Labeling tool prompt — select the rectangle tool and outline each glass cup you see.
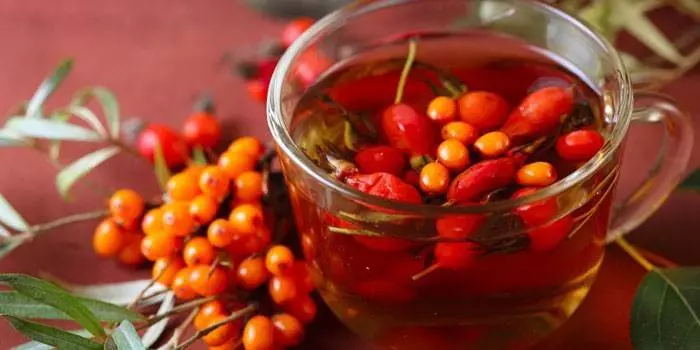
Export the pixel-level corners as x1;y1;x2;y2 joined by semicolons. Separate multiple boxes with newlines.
267;0;695;348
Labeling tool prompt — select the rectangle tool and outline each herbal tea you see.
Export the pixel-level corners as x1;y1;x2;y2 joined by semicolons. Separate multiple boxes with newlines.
286;33;615;349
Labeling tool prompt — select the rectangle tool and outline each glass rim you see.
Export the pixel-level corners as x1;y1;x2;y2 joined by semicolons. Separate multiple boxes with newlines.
267;0;633;215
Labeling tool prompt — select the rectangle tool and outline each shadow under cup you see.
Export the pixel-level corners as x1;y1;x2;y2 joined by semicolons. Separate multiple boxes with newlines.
267;0;635;348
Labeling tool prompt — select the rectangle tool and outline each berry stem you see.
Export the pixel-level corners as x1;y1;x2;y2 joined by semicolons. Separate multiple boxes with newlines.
615;237;655;272
394;39;418;105
173;303;258;350
7;209;109;244
159;307;199;349
411;263;440;281
145;295;218;326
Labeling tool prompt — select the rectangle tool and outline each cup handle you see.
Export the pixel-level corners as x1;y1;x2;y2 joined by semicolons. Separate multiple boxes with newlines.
606;91;695;243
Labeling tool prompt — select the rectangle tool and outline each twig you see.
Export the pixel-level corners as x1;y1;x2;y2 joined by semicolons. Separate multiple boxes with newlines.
110;138;142;158
159;307;199;350
128;261;171;310
145;296;218;326
173;303;258;350
8;209;109;244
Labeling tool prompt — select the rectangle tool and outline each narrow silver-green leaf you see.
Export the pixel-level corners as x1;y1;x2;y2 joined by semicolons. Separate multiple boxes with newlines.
5;117;101;142
53;278;166;307
14;329;91;350
0;291;143;321
0;238;24;260
56;146;120;199
0;274;105;337
0;224;9;237
192;146;208;165
4;316;101;350
110;321;145;350
0;128;32;148
0;194;29;231
66;106;108;138
615;0;683;65
141;292;174;348
153;141;171;191
25;59;73;119
72;87;120;139
47;110;72;161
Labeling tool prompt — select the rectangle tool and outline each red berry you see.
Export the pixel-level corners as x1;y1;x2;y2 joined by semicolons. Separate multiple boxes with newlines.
555;130;604;162
183;112;221;149
436;214;483;239
382;104;437;156
528;215;574;251
511;188;558;227
457;91;509;131
354;145;406;176
282;18;314;48
435;242;479;269
136;124;189;168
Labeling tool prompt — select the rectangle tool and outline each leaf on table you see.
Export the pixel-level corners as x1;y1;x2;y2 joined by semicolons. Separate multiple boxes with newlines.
0;128;32;148
0;194;29;231
679;168;700;193
0;274;105;337
192;146;208;165
108;321;146;350
153;141;171;191
71;87;121;139
4;316;101;350
47;277;167;307
66;106;109;138
25;59;74;119
631;267;700;349
0;291;143;322
14;329;92;350
56;146;120;199
5;117;102;142
141;292;175;348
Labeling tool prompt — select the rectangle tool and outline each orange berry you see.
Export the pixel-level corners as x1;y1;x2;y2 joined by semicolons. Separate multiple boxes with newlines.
436;139;470;171
242;315;275;350
217;152;257;180
189;265;229;296
141;208;164;236
441;121;479;145
457;91;509;131
229;204;264;235
172;267;197;300
516;162;558;187
208;338;238;350
236;256;269;290
195;300;228;331
292;261;314;293
199;166;230;201
166;172;201;202
184;164;206;179
419;162;450;194
228;136;265;160
190;194;218;224
283;295;317;324
140;232;182;261
183;237;217;266
269;275;299;305
202;315;238;346
207;219;235;248
161;202;196;237
109;189;144;225
93;218;126;257
235;171;264;202
272;313;304;346
426;96;457;123
265;245;295;276
118;235;146;266
474;131;511;158
152;257;186;287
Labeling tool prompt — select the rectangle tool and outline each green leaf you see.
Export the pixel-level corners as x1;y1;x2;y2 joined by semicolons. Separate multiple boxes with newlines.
631;267;700;349
0;128;32;148
0;291;143;322
141;291;174;348
66;106;108;138
56;146;120;199
4;316;101;350
25;59;73;119
0;224;9;237
192;146;208;165
0;237;23;260
47;110;72;162
5;117;102;142
614;0;683;65
53;278;166;307
14;329;92;350
0;274;105;337
71;87;121;139
108;321;145;350
0;194;29;231
679;169;700;193
153;141;171;191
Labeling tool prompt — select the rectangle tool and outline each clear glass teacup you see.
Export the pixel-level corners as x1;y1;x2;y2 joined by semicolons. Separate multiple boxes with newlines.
267;0;694;348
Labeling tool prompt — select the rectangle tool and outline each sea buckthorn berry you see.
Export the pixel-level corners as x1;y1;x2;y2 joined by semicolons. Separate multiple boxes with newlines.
118;235;145;266
209;338;238;350
457;91;509;131
441;121;479;145
229;203;264;236
152;257;186;287
236;256;269;290
183;237;217;266
207;219;235;248
190;194;218;224
228;136;265;160
435;242;479;269
474;131;511;158
354;146;407;176
437;139;470;171
283;295;317;324
243;315;275;350
202;315;238;346
235;171;264;202
166;173;201;202
282;17;314;47
140;231;181;261
419;162;450;194
141;209;163;236
272;313;304;346
161;202;196;237
528;215;574;251
511;188;558;227
172;267;197;300
109;189;144;225
183;112;221;149
184;164;206;179
194;300;228;330
218;151;257;180
190;265;229;296
226;230;269;259
93;219;126;257
516;162;558;187
269;275;299;305
265;245;295;276
555;130;604;162
427;96;457;123
199;166;230;201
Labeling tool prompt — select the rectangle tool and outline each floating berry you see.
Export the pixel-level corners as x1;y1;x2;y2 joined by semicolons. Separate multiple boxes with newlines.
474;131;511;158
265;245;295;276
346;172;422;204
272;313;305;347
447;158;517;203
457;91;509;131
183;237;216;266
109;189;144;226
218;152;257;180
199;166;230;201
202;315;238;346
140;231;182;261
419;162;450;194
236;256;269;290
382;104;437;156
207;219;235;248
235;171;264;202
283;295;317;324
436;214;484;239
243;315;275;350
437;139;470;171
189;194;218;224
528;215;574;251
501;86;574;143
282;17;314;47
189;265;229;296
93;218;126;258
229;203;264;235
136;124;189;168
161;202;196;237
435;242;479;269
166;173;201;202
353;236;416;252
354;280;416;304
516;162;557;187
441;121;479;145
228;136;265;160
194;300;227;331
354;145;407;176
141;209;163;236
183;111;221;149
269;275;299;305
511;188;558;227
427;96;457;123
172;267;197;300
555;130;604;162
152;256;185;287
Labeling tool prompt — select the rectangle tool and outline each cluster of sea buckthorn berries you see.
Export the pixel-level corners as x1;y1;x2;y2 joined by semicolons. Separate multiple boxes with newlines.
94;136;316;349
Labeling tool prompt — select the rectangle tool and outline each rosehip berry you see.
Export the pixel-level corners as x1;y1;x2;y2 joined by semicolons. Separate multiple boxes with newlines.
269;275;299;305
245;79;268;104
172;267;197;300
474;131;511;158
382;104;438;156
207;219;235;248
235;171;264;202
282;295;317;324
402;170;420;187
189;265;229;296
202;315;238;346
437;139;470;171
282;17;314;47
182;112;221;149
236;256;269;290
502;86;574;143
441;121;479;145
189;194;218;224
166;173;201;202
516;162;558;187
528;215;574;251
218;151;257;180
136;124;189;168
183;237;216;266
419;162;450;194
243;315;275;350
448;158;517;203
229;203;264;235
511;188;558;227
436;214;483;239
93;218;126;257
354;145;407;176
152;256;186;287
109;189;144;226
354;236;416;252
457;91;509;131
427;96;457;123
272;313;305;346
228;136;265;160
140;231;182;261
161;202;196;237
199;166;230;201
141;208;163;236
435;242;479;269
555;130;604;162
194;300;227;331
